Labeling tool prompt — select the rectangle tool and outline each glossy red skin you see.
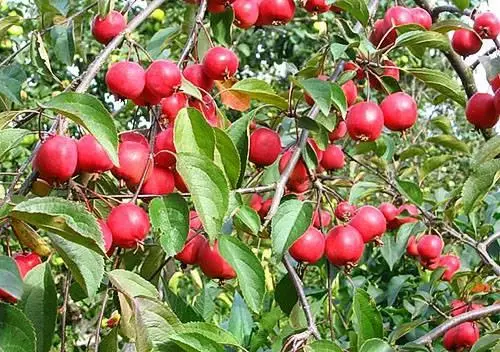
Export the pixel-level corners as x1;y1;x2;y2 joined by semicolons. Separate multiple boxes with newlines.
465;92;499;129
120;131;148;147
384;6;413;30
233;0;259;28
325;225;365;266
279;149;308;183
107;203;150;248
335;201;356;222
207;0;226;13
154;127;176;168
112;141;151;186
369;60;400;90
346;101;384;141
249;127;282;166
250;193;263;213
343;62;365;80
173;169;188;192
406;236;419;257
421;256;440;270
452;29;482;57
77;135;113;173
304;0;330;14
105;61;146;99
329;120;347;141
189;210;203;231
495;89;500;115
145;60;182;98
490;74;500;92
313;209;332;228
132;85;162;107
258;198;272;219
183;64;214;93
387;204;419;229
161;93;188;123
342;80;358;107
416;234;443;261
289;227;325;264
308;139;323;163
198;240;236;280
450;300;483;317
379;202;398;222
0;252;43;302
137;167;175;195
349;205;387;243
438;254;461;281
380;92;418;131
443;322;479;351
98;219;113;252
287;178;310;193
175;230;206;265
369;19;385;46
34;135;78;183
189;95;219;127
330;5;341;13
320;145;345;170
474;12;500;39
411;8;432;30
91;11;127;45
202;47;239;81
257;0;295;26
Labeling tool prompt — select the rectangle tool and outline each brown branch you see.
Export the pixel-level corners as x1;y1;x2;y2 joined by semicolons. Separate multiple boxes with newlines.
60;272;72;352
178;0;207;66
412;304;500;345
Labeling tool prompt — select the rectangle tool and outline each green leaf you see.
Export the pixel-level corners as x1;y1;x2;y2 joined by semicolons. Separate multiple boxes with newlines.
399;146;425;161
98;0;114;17
352;289;383;348
164;288;203;323
43;92;119;165
386;275;411;307
174;107;215;159
275;274;298;315
233;205;261;236
149;194;189;257
227;114;250;187
421;155;454;180
214;128;241;189
0;255;23;300
305;340;343;352
407;68;466;106
196;25;211;62
0;16;20;39
431;19;473;33
147;26;180;59
228;293;253;346
231;79;288;110
0;128;30;161
0;303;36;352
20;262;57;352
462;159;500;214
11;197;106;255
394;30;449;52
209;7;233;46
35;0;69;16
470;334;500;352
396;180;423;205
0;64;27;104
349;181;382;204
451;0;469;11
334;0;369;27
49;234;104;297
168;332;225;352
50;24;75;66
219;236;265;313
108;269;159;299
430;116;452;134
331;83;348;118
427;135;469;154
359;338;394;352
271;199;313;259
388;320;426;343
301;78;333;116
471;135;500;168
99;328;118;352
176;153;229;241
380;222;417;270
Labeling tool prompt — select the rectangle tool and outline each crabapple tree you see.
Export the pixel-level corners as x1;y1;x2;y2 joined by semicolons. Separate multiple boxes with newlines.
0;0;499;351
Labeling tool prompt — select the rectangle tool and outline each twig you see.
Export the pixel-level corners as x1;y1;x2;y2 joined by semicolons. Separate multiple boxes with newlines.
412;304;500;345
282;254;321;339
60;272;72;352
470;47;497;70
178;0;208;66
431;5;470;19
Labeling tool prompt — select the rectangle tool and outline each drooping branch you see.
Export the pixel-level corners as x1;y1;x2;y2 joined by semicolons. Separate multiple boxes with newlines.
412;304;500;345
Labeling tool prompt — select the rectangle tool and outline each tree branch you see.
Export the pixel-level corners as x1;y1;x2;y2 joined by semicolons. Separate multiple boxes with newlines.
178;0;207;66
282;254;321;339
412;304;500;345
